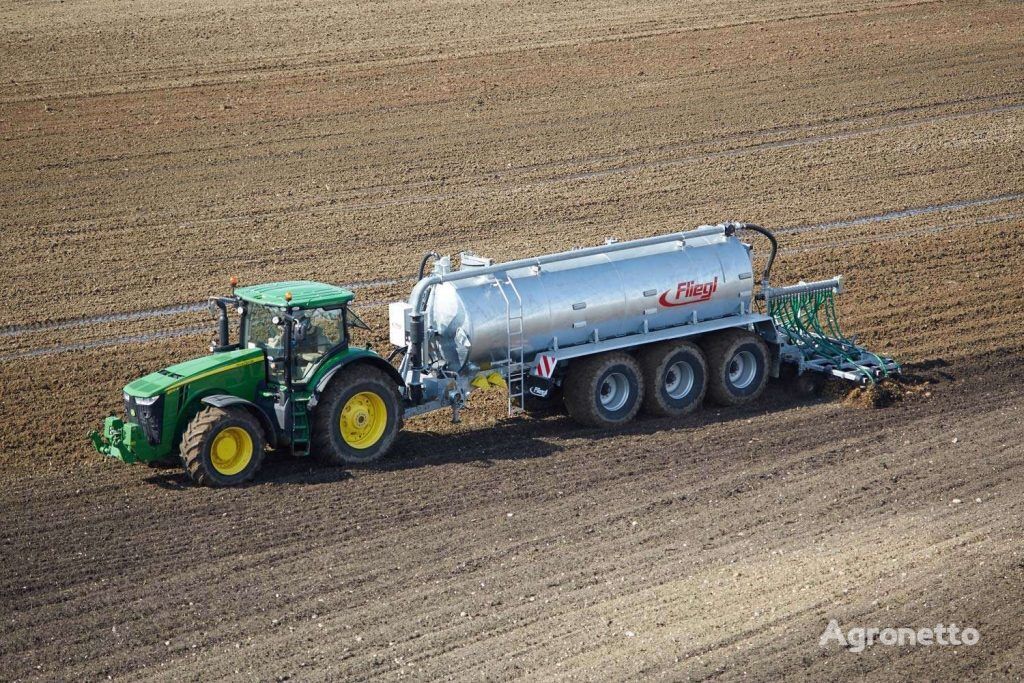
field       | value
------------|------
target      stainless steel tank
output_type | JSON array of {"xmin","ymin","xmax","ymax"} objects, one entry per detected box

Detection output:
[{"xmin": 424, "ymin": 231, "xmax": 756, "ymax": 371}]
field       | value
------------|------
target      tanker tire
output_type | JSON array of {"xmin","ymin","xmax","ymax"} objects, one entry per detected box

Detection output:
[
  {"xmin": 563, "ymin": 352, "xmax": 643, "ymax": 428},
  {"xmin": 638, "ymin": 341, "xmax": 708, "ymax": 417},
  {"xmin": 313, "ymin": 364, "xmax": 402, "ymax": 466},
  {"xmin": 180, "ymin": 406, "xmax": 266, "ymax": 487},
  {"xmin": 702, "ymin": 329, "xmax": 769, "ymax": 406}
]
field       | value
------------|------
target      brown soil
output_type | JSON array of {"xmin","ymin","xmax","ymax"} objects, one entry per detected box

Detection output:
[
  {"xmin": 831, "ymin": 379, "xmax": 901, "ymax": 409},
  {"xmin": 2, "ymin": 0, "xmax": 1023, "ymax": 680}
]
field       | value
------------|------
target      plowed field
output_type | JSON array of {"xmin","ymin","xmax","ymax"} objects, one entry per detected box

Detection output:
[{"xmin": 2, "ymin": 0, "xmax": 1023, "ymax": 679}]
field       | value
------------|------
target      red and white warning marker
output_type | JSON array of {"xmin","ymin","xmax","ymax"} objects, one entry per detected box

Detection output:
[{"xmin": 535, "ymin": 353, "xmax": 557, "ymax": 378}]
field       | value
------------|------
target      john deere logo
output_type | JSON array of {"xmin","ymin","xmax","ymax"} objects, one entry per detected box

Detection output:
[{"xmin": 658, "ymin": 277, "xmax": 718, "ymax": 307}]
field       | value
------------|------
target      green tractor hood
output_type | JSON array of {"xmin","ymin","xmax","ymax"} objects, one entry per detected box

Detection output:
[
  {"xmin": 125, "ymin": 347, "xmax": 266, "ymax": 398},
  {"xmin": 92, "ymin": 347, "xmax": 268, "ymax": 465}
]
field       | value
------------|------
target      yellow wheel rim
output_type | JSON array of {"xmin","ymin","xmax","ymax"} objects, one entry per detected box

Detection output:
[
  {"xmin": 340, "ymin": 391, "xmax": 388, "ymax": 449},
  {"xmin": 210, "ymin": 426, "xmax": 254, "ymax": 476}
]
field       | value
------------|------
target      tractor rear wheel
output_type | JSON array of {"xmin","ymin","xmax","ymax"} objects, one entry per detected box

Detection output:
[
  {"xmin": 702, "ymin": 329, "xmax": 769, "ymax": 406},
  {"xmin": 638, "ymin": 340, "xmax": 708, "ymax": 417},
  {"xmin": 563, "ymin": 352, "xmax": 643, "ymax": 428},
  {"xmin": 313, "ymin": 365, "xmax": 402, "ymax": 465},
  {"xmin": 180, "ymin": 406, "xmax": 266, "ymax": 486}
]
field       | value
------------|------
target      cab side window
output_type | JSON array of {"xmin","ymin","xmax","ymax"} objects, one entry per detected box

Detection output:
[{"xmin": 294, "ymin": 307, "xmax": 345, "ymax": 379}]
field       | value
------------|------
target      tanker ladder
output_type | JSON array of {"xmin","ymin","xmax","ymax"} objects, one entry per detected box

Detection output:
[
  {"xmin": 764, "ymin": 277, "xmax": 901, "ymax": 384},
  {"xmin": 495, "ymin": 275, "xmax": 527, "ymax": 416}
]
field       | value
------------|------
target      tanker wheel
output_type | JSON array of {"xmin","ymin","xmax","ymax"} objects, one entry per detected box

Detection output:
[
  {"xmin": 563, "ymin": 352, "xmax": 644, "ymax": 428},
  {"xmin": 702, "ymin": 329, "xmax": 769, "ymax": 406},
  {"xmin": 312, "ymin": 364, "xmax": 402, "ymax": 465},
  {"xmin": 638, "ymin": 340, "xmax": 708, "ymax": 417},
  {"xmin": 180, "ymin": 406, "xmax": 266, "ymax": 487}
]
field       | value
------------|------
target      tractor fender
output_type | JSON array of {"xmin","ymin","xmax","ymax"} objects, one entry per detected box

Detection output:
[
  {"xmin": 310, "ymin": 355, "xmax": 405, "ymax": 409},
  {"xmin": 200, "ymin": 395, "xmax": 278, "ymax": 448}
]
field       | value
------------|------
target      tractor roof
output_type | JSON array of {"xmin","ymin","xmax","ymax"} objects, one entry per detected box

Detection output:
[{"xmin": 234, "ymin": 281, "xmax": 354, "ymax": 308}]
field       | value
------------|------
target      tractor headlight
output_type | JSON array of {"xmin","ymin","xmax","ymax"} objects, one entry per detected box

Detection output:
[{"xmin": 123, "ymin": 394, "xmax": 165, "ymax": 446}]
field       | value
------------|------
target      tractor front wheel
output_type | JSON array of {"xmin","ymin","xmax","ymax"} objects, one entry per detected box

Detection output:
[
  {"xmin": 313, "ymin": 365, "xmax": 402, "ymax": 465},
  {"xmin": 180, "ymin": 406, "xmax": 266, "ymax": 486}
]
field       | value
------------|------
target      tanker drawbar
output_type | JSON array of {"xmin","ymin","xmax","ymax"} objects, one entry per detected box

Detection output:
[{"xmin": 390, "ymin": 221, "xmax": 899, "ymax": 425}]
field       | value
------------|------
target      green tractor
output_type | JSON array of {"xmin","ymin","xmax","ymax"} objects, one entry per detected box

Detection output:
[{"xmin": 89, "ymin": 280, "xmax": 404, "ymax": 486}]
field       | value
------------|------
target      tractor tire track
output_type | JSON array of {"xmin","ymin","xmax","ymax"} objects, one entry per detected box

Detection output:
[
  {"xmin": 11, "ymin": 96, "xmax": 1023, "ymax": 239},
  {"xmin": 0, "ymin": 0, "xmax": 943, "ymax": 104},
  {"xmin": 0, "ymin": 275, "xmax": 413, "ymax": 341},
  {"xmin": 3, "ymin": 0, "xmax": 1019, "ymax": 335},
  {"xmin": 2, "ymin": 193, "xmax": 1019, "ymax": 362},
  {"xmin": 3, "ymin": 2, "xmax": 1024, "ymax": 679},
  {"xmin": 4, "ymin": 348, "xmax": 1022, "ymax": 680}
]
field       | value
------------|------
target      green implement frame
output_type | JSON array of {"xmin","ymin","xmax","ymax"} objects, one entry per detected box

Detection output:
[{"xmin": 765, "ymin": 277, "xmax": 900, "ymax": 385}]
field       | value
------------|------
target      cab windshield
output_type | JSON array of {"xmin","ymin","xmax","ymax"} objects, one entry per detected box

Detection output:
[
  {"xmin": 244, "ymin": 304, "xmax": 286, "ymax": 358},
  {"xmin": 243, "ymin": 304, "xmax": 354, "ymax": 382}
]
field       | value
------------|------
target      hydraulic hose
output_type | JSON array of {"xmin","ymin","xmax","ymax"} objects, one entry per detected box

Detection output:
[
  {"xmin": 408, "ymin": 313, "xmax": 424, "ymax": 403},
  {"xmin": 409, "ymin": 253, "xmax": 438, "ymax": 404},
  {"xmin": 418, "ymin": 251, "xmax": 441, "ymax": 280},
  {"xmin": 732, "ymin": 222, "xmax": 777, "ymax": 290}
]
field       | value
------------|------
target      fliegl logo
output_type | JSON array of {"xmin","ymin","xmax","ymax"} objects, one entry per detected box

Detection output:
[{"xmin": 658, "ymin": 277, "xmax": 718, "ymax": 307}]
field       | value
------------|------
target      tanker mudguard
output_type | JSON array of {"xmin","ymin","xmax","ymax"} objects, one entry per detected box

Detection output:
[
  {"xmin": 200, "ymin": 394, "xmax": 278, "ymax": 447},
  {"xmin": 314, "ymin": 354, "xmax": 405, "ymax": 398}
]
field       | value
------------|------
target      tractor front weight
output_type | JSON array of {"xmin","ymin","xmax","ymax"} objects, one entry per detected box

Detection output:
[{"xmin": 89, "ymin": 416, "xmax": 159, "ymax": 464}]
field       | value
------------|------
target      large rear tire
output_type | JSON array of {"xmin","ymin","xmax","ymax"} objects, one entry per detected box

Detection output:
[
  {"xmin": 638, "ymin": 340, "xmax": 708, "ymax": 417},
  {"xmin": 563, "ymin": 352, "xmax": 643, "ymax": 428},
  {"xmin": 702, "ymin": 329, "xmax": 769, "ymax": 406},
  {"xmin": 180, "ymin": 406, "xmax": 266, "ymax": 487},
  {"xmin": 312, "ymin": 364, "xmax": 402, "ymax": 465}
]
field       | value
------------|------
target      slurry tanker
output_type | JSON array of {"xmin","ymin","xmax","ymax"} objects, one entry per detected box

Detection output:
[{"xmin": 91, "ymin": 222, "xmax": 899, "ymax": 485}]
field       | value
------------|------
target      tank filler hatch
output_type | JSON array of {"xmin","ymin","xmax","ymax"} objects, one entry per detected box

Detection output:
[{"xmin": 459, "ymin": 252, "xmax": 494, "ymax": 270}]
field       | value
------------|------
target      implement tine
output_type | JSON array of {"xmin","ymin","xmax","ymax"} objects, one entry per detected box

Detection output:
[{"xmin": 768, "ymin": 279, "xmax": 894, "ymax": 385}]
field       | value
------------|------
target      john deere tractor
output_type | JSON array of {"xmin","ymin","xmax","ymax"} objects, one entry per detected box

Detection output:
[{"xmin": 90, "ymin": 281, "xmax": 404, "ymax": 486}]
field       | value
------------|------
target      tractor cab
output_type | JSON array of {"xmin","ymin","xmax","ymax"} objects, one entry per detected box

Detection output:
[{"xmin": 232, "ymin": 281, "xmax": 370, "ymax": 385}]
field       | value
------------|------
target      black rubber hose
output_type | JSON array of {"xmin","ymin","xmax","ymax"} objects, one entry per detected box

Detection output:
[
  {"xmin": 418, "ymin": 251, "xmax": 441, "ymax": 280},
  {"xmin": 387, "ymin": 346, "xmax": 407, "ymax": 364},
  {"xmin": 408, "ymin": 312, "xmax": 425, "ymax": 404},
  {"xmin": 736, "ymin": 223, "xmax": 777, "ymax": 287}
]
